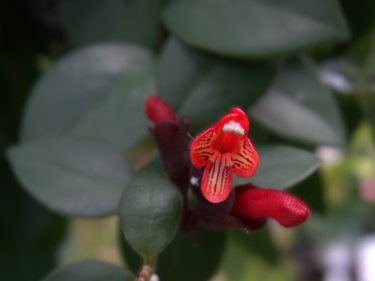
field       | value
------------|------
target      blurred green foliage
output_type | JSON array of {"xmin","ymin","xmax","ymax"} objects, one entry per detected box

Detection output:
[{"xmin": 1, "ymin": 0, "xmax": 375, "ymax": 280}]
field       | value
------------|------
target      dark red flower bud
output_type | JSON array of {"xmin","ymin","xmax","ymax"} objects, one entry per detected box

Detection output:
[
  {"xmin": 231, "ymin": 186, "xmax": 310, "ymax": 228},
  {"xmin": 145, "ymin": 96, "xmax": 177, "ymax": 124},
  {"xmin": 151, "ymin": 120, "xmax": 191, "ymax": 190},
  {"xmin": 144, "ymin": 96, "xmax": 192, "ymax": 191}
]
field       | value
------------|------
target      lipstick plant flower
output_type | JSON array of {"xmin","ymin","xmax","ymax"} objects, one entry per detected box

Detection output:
[
  {"xmin": 145, "ymin": 95, "xmax": 310, "ymax": 233},
  {"xmin": 190, "ymin": 107, "xmax": 259, "ymax": 203}
]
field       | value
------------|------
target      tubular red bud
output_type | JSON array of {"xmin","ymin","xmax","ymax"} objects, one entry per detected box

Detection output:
[
  {"xmin": 145, "ymin": 96, "xmax": 177, "ymax": 124},
  {"xmin": 231, "ymin": 186, "xmax": 310, "ymax": 228}
]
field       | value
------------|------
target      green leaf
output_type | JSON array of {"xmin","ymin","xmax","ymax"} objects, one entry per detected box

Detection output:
[
  {"xmin": 7, "ymin": 137, "xmax": 133, "ymax": 217},
  {"xmin": 158, "ymin": 37, "xmax": 277, "ymax": 130},
  {"xmin": 250, "ymin": 58, "xmax": 346, "ymax": 147},
  {"xmin": 42, "ymin": 260, "xmax": 133, "ymax": 281},
  {"xmin": 162, "ymin": 0, "xmax": 350, "ymax": 58},
  {"xmin": 70, "ymin": 63, "xmax": 156, "ymax": 150},
  {"xmin": 119, "ymin": 168, "xmax": 182, "ymax": 264},
  {"xmin": 157, "ymin": 229, "xmax": 227, "ymax": 281},
  {"xmin": 21, "ymin": 44, "xmax": 153, "ymax": 142},
  {"xmin": 234, "ymin": 145, "xmax": 320, "ymax": 189},
  {"xmin": 58, "ymin": 0, "xmax": 163, "ymax": 49}
]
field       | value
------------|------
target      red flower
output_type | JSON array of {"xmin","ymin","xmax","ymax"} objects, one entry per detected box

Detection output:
[
  {"xmin": 143, "ymin": 97, "xmax": 310, "ymax": 232},
  {"xmin": 231, "ymin": 186, "xmax": 310, "ymax": 228},
  {"xmin": 190, "ymin": 108, "xmax": 259, "ymax": 204},
  {"xmin": 145, "ymin": 96, "xmax": 177, "ymax": 124}
]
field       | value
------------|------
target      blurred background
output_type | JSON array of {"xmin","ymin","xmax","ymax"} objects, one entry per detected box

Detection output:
[{"xmin": 1, "ymin": 0, "xmax": 375, "ymax": 281}]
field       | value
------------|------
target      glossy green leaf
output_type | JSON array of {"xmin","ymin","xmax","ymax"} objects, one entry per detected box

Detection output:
[
  {"xmin": 7, "ymin": 137, "xmax": 133, "ymax": 217},
  {"xmin": 58, "ymin": 0, "xmax": 162, "ymax": 49},
  {"xmin": 234, "ymin": 145, "xmax": 320, "ymax": 189},
  {"xmin": 21, "ymin": 44, "xmax": 153, "ymax": 142},
  {"xmin": 157, "ymin": 229, "xmax": 227, "ymax": 281},
  {"xmin": 158, "ymin": 37, "xmax": 277, "ymax": 130},
  {"xmin": 42, "ymin": 260, "xmax": 133, "ymax": 281},
  {"xmin": 162, "ymin": 0, "xmax": 349, "ymax": 58},
  {"xmin": 70, "ymin": 63, "xmax": 156, "ymax": 150},
  {"xmin": 250, "ymin": 58, "xmax": 346, "ymax": 147},
  {"xmin": 119, "ymin": 168, "xmax": 182, "ymax": 263}
]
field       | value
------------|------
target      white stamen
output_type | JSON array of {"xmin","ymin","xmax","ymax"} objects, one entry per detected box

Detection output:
[
  {"xmin": 190, "ymin": 176, "xmax": 199, "ymax": 186},
  {"xmin": 222, "ymin": 121, "xmax": 244, "ymax": 136}
]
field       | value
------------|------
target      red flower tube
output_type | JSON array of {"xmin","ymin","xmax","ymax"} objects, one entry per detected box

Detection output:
[
  {"xmin": 190, "ymin": 108, "xmax": 259, "ymax": 204},
  {"xmin": 231, "ymin": 186, "xmax": 310, "ymax": 228}
]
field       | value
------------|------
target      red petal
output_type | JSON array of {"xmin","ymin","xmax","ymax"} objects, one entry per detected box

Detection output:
[
  {"xmin": 230, "ymin": 138, "xmax": 259, "ymax": 177},
  {"xmin": 145, "ymin": 96, "xmax": 176, "ymax": 124},
  {"xmin": 216, "ymin": 107, "xmax": 249, "ymax": 136},
  {"xmin": 231, "ymin": 187, "xmax": 310, "ymax": 227},
  {"xmin": 201, "ymin": 155, "xmax": 233, "ymax": 203},
  {"xmin": 190, "ymin": 128, "xmax": 217, "ymax": 168}
]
